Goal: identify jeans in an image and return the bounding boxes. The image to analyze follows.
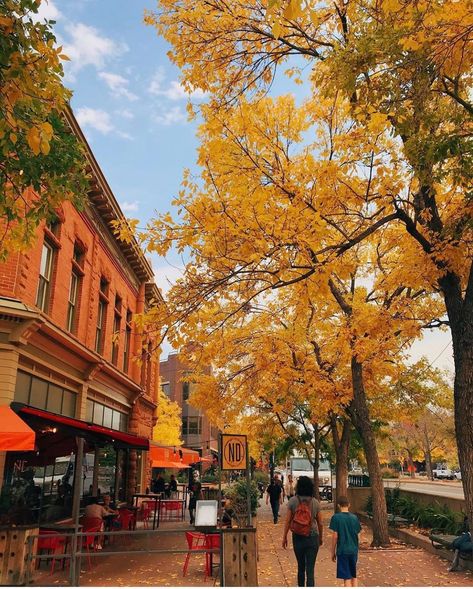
[270,500,280,523]
[292,533,319,587]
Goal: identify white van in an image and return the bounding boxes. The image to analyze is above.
[288,457,331,486]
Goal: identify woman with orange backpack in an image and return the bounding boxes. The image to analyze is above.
[282,476,324,587]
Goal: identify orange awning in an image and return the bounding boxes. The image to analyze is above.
[0,406,35,451]
[150,444,200,466]
[151,460,191,469]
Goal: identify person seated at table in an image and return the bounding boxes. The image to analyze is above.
[166,474,178,498]
[84,496,113,524]
[102,494,118,514]
[221,497,235,528]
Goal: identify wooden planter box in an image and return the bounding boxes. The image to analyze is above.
[0,525,38,585]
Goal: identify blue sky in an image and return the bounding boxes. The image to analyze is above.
[36,0,453,371]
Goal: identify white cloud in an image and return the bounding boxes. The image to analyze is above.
[153,106,187,126]
[115,108,135,120]
[149,67,206,101]
[98,71,138,102]
[153,262,185,295]
[35,0,61,21]
[116,130,134,141]
[62,23,127,76]
[120,201,140,213]
[76,107,114,134]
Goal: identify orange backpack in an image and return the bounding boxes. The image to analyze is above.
[290,497,313,536]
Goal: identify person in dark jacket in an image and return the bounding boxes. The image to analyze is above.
[449,517,472,571]
[266,475,283,524]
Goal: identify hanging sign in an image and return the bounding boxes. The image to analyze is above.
[221,434,247,470]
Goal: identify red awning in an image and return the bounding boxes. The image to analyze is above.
[14,404,149,451]
[0,406,35,451]
[151,460,190,469]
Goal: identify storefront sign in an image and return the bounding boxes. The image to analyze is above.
[221,434,247,470]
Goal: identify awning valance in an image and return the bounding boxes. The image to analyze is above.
[0,406,35,451]
[151,460,191,469]
[12,403,149,452]
[150,444,200,465]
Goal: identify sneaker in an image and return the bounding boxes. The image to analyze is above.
[96,544,103,550]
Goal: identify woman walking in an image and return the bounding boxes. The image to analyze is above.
[282,476,323,587]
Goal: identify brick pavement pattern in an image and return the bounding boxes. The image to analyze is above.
[257,500,473,587]
[35,500,473,586]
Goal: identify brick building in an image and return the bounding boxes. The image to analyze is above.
[159,353,218,459]
[0,110,161,523]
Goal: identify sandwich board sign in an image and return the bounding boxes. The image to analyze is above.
[221,434,247,470]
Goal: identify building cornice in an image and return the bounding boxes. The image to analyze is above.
[64,107,156,285]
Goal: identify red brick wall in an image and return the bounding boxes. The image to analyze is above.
[0,200,156,391]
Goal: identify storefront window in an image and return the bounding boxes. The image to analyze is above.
[87,399,128,432]
[0,454,74,525]
[14,370,77,418]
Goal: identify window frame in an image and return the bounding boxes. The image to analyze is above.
[36,241,55,312]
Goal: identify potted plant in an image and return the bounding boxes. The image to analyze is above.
[225,479,259,527]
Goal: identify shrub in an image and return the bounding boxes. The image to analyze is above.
[381,467,399,479]
[225,479,260,519]
[252,471,269,486]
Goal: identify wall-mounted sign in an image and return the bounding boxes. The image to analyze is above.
[221,434,247,470]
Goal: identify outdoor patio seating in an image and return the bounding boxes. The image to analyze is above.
[159,500,184,522]
[37,530,66,575]
[81,523,103,570]
[183,531,206,576]
[204,533,220,579]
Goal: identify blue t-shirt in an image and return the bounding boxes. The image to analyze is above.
[329,512,361,555]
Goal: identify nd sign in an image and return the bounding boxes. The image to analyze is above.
[221,434,247,470]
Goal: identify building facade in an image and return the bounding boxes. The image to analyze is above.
[159,353,218,457]
[0,111,161,521]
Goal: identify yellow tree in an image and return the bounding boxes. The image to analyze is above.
[0,0,88,258]
[146,0,473,528]
[388,359,456,479]
[152,389,183,447]
[124,90,445,543]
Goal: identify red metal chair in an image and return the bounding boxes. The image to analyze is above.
[160,500,182,522]
[205,533,221,579]
[81,522,103,570]
[37,530,66,574]
[183,531,206,576]
[113,509,135,544]
[139,502,154,529]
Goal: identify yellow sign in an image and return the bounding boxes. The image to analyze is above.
[221,434,247,470]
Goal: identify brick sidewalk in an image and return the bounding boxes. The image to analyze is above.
[34,502,473,586]
[257,501,473,587]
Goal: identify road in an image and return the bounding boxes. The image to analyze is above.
[383,478,464,500]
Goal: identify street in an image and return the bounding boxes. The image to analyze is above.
[383,479,465,500]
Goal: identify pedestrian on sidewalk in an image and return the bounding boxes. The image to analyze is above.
[329,496,361,587]
[282,476,323,587]
[266,475,283,524]
[285,474,295,501]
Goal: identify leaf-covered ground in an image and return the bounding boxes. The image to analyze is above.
[33,501,473,586]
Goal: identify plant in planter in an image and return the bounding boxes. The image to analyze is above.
[225,479,260,526]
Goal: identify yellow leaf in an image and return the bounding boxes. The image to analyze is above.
[10,133,17,144]
[272,21,281,39]
[27,127,41,155]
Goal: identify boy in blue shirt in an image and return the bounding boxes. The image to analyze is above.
[329,496,361,587]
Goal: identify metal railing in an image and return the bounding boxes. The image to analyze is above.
[348,474,370,487]
[25,526,221,586]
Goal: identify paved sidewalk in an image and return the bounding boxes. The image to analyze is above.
[35,502,473,586]
[257,501,473,586]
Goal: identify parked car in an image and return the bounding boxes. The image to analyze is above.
[432,466,455,480]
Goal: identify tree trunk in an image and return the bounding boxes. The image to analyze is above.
[330,414,351,509]
[422,424,434,481]
[406,449,416,478]
[306,425,320,500]
[348,357,390,546]
[440,269,473,533]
